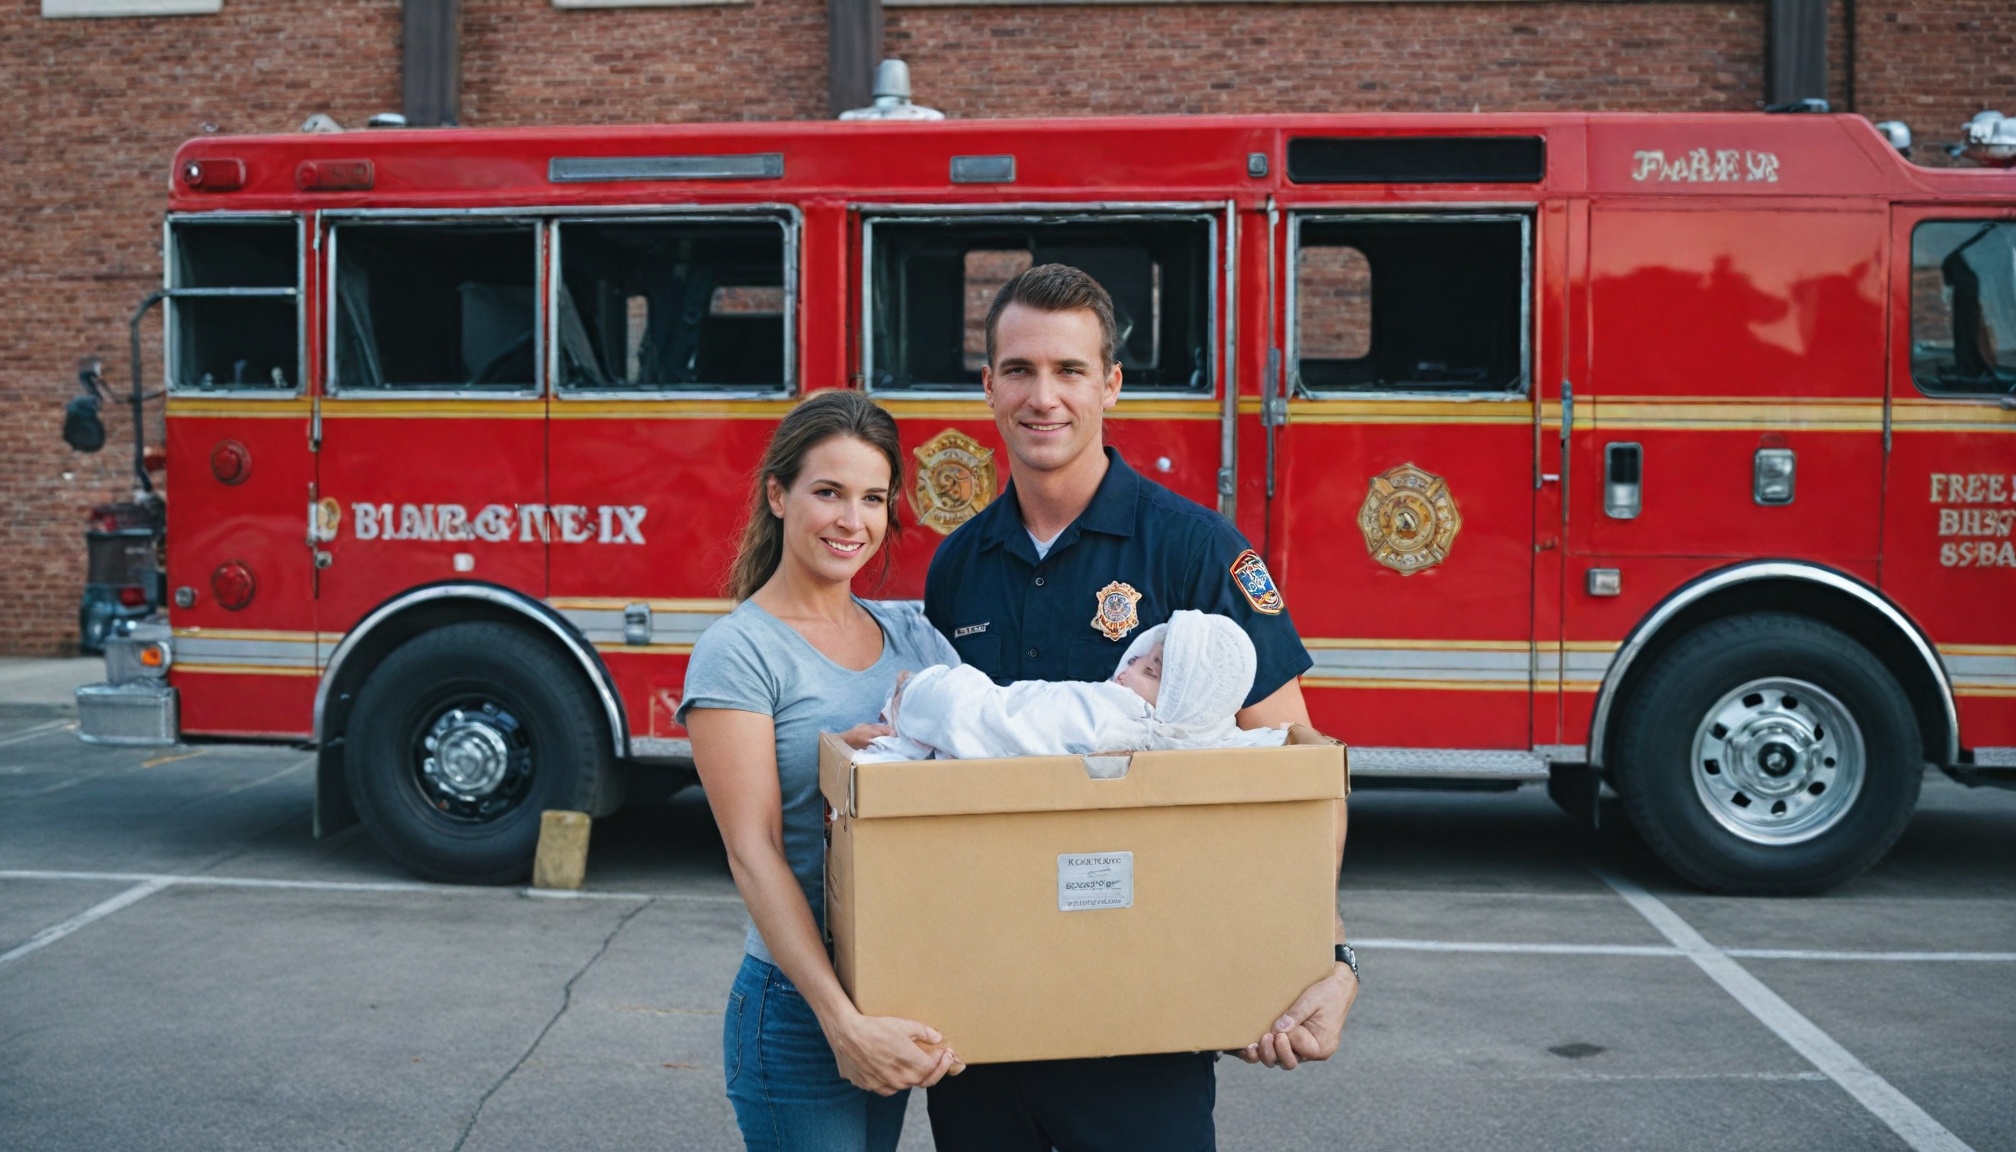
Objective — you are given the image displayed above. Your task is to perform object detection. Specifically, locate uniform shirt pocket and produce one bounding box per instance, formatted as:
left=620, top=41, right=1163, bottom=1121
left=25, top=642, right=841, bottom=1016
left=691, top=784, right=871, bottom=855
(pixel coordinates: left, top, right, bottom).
left=1068, top=635, right=1129, bottom=683
left=951, top=630, right=1001, bottom=677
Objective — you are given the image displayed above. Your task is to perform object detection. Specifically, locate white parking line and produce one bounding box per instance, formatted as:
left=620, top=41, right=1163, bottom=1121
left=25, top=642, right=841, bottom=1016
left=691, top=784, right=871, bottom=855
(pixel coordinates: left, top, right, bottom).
left=0, top=868, right=743, bottom=904
left=0, top=878, right=173, bottom=969
left=5, top=871, right=2011, bottom=966
left=1354, top=937, right=2016, bottom=963
left=1599, top=870, right=1976, bottom=1152
left=0, top=720, right=75, bottom=749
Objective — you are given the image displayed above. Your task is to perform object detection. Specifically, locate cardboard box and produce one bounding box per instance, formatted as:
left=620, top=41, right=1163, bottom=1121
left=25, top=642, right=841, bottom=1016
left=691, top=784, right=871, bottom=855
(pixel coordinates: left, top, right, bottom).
left=820, top=726, right=1348, bottom=1065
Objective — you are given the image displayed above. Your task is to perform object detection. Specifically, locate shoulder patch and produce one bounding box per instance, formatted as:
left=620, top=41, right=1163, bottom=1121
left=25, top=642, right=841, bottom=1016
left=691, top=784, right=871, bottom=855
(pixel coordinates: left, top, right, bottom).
left=1229, top=549, right=1285, bottom=615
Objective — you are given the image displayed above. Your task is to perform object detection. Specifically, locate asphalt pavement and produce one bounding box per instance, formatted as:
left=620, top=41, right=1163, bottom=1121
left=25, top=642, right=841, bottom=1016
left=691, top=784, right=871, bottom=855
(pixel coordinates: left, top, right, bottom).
left=2, top=670, right=2012, bottom=1151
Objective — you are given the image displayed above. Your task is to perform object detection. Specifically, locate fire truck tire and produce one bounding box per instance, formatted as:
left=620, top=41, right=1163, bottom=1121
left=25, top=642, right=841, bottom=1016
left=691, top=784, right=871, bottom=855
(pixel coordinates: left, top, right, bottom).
left=1611, top=612, right=1922, bottom=896
left=347, top=621, right=618, bottom=885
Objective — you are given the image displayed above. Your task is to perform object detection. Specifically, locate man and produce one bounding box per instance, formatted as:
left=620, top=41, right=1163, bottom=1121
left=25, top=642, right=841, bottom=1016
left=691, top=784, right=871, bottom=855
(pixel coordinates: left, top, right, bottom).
left=923, top=264, right=1359, bottom=1151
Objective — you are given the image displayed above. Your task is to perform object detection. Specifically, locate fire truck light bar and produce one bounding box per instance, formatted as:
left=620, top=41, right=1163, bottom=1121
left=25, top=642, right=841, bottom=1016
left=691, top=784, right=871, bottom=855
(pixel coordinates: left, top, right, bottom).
left=296, top=159, right=375, bottom=192
left=548, top=154, right=785, bottom=183
left=180, top=158, right=245, bottom=193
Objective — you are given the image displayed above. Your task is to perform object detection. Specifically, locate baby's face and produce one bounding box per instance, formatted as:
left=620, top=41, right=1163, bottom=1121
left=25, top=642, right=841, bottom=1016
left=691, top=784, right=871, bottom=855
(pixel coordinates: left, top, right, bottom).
left=1112, top=642, right=1164, bottom=707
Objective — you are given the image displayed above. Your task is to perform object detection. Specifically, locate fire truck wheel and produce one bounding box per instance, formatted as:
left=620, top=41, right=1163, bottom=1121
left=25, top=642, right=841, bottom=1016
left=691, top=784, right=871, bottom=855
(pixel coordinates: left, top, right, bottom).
left=1611, top=612, right=1923, bottom=896
left=347, top=621, right=617, bottom=885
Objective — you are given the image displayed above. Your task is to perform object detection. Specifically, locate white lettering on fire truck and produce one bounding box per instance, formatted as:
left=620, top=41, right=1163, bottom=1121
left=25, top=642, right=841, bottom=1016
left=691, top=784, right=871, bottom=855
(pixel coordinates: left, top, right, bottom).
left=1630, top=148, right=1780, bottom=184
left=1929, top=473, right=2016, bottom=568
left=350, top=502, right=647, bottom=545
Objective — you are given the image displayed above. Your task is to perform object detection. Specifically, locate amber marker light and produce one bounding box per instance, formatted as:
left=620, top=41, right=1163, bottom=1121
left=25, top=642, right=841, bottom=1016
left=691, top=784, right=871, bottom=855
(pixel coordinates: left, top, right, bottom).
left=137, top=644, right=167, bottom=669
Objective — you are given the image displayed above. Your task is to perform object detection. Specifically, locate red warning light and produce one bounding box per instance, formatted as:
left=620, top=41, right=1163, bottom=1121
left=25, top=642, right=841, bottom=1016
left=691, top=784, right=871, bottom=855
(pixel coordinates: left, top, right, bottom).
left=296, top=159, right=374, bottom=192
left=211, top=561, right=257, bottom=611
left=210, top=440, right=251, bottom=485
left=180, top=157, right=246, bottom=192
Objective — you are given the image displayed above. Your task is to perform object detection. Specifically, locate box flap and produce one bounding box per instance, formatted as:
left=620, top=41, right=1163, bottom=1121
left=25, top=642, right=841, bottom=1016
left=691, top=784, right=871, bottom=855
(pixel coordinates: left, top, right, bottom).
left=819, top=730, right=1347, bottom=819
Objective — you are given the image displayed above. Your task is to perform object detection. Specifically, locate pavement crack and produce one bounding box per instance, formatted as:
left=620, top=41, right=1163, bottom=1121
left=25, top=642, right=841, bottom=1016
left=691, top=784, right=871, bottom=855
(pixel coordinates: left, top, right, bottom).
left=449, top=896, right=653, bottom=1152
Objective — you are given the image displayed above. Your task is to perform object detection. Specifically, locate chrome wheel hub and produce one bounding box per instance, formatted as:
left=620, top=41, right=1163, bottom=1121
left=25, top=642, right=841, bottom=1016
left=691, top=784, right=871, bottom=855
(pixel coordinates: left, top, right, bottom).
left=1692, top=677, right=1864, bottom=845
left=412, top=699, right=534, bottom=821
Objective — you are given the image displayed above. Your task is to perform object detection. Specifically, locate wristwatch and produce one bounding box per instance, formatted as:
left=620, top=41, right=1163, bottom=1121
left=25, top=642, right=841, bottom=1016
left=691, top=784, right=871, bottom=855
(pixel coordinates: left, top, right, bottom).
left=1334, top=942, right=1361, bottom=982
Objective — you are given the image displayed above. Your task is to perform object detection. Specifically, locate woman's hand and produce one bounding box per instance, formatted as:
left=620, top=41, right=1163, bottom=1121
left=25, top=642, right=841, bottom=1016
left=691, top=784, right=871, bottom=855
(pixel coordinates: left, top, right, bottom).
left=885, top=669, right=915, bottom=728
left=836, top=722, right=893, bottom=750
left=825, top=1011, right=963, bottom=1095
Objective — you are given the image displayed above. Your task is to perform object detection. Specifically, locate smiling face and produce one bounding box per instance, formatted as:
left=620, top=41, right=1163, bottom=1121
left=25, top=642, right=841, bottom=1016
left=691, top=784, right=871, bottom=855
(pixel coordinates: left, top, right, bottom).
left=982, top=302, right=1122, bottom=476
left=765, top=434, right=892, bottom=588
left=1112, top=642, right=1164, bottom=708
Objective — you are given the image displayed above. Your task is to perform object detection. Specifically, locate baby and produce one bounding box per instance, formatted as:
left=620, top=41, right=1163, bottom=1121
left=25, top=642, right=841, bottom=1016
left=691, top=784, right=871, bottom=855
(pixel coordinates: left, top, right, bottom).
left=856, top=610, right=1290, bottom=763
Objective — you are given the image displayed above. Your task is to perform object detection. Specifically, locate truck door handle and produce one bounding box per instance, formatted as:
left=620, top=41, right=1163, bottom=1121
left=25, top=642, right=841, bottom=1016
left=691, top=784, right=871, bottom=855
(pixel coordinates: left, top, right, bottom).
left=1604, top=442, right=1642, bottom=520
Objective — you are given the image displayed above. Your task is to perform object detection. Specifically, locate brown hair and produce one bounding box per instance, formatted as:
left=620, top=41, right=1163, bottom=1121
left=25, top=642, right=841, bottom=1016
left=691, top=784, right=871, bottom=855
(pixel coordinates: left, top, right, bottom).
left=725, top=390, right=905, bottom=602
left=983, top=263, right=1119, bottom=371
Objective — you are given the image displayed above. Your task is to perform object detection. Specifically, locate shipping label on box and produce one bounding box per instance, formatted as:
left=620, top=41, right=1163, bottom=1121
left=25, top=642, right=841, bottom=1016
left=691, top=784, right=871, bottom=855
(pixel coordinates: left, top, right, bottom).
left=1057, top=852, right=1133, bottom=911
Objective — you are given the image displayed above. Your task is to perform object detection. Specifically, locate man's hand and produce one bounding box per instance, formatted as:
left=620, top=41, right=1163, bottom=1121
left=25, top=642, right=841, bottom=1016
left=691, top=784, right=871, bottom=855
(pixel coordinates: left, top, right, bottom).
left=1233, top=963, right=1358, bottom=1070
left=826, top=1011, right=963, bottom=1095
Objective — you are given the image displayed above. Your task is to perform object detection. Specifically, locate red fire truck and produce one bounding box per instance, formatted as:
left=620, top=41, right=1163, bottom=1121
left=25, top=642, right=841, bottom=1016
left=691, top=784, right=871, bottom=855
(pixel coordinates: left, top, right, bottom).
left=74, top=107, right=2014, bottom=894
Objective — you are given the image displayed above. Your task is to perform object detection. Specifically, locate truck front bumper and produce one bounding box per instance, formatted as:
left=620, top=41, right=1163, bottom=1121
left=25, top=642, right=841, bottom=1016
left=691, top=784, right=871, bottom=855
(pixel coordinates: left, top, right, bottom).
left=77, top=680, right=178, bottom=747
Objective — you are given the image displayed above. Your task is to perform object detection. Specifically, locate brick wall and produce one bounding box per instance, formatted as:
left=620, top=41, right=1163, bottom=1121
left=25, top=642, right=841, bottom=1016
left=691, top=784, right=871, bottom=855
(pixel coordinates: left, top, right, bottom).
left=2, top=0, right=2009, bottom=653
left=1855, top=0, right=2015, bottom=157
left=1, top=0, right=402, bottom=656
left=889, top=2, right=1767, bottom=115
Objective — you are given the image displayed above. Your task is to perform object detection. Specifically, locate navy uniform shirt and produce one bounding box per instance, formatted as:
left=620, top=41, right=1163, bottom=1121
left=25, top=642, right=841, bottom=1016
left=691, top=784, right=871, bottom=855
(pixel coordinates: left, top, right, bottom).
left=924, top=447, right=1311, bottom=706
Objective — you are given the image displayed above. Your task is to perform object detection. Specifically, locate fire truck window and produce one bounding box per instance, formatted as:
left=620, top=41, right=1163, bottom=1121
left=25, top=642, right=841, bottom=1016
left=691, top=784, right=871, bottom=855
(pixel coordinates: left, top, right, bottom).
left=1293, top=217, right=1526, bottom=394
left=1910, top=221, right=2016, bottom=397
left=556, top=220, right=787, bottom=393
left=869, top=217, right=1210, bottom=392
left=333, top=223, right=537, bottom=392
left=167, top=220, right=298, bottom=391
left=1296, top=246, right=1372, bottom=361
left=964, top=250, right=1035, bottom=371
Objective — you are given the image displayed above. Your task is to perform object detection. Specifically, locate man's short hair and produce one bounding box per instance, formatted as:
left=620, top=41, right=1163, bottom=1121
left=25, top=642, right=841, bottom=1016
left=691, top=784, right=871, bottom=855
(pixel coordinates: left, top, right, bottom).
left=984, top=263, right=1119, bottom=372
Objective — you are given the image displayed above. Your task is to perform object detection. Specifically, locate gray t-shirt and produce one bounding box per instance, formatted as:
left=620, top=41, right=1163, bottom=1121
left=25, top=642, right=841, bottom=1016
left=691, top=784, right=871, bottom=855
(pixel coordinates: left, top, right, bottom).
left=678, top=597, right=958, bottom=963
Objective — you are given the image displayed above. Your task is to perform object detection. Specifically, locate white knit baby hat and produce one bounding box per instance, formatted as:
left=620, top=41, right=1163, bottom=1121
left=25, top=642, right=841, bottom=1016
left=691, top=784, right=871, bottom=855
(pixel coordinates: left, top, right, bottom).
left=1150, top=610, right=1257, bottom=733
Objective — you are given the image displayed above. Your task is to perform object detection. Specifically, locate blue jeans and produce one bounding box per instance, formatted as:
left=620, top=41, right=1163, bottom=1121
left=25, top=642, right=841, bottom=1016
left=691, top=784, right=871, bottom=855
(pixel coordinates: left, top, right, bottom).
left=725, top=954, right=909, bottom=1152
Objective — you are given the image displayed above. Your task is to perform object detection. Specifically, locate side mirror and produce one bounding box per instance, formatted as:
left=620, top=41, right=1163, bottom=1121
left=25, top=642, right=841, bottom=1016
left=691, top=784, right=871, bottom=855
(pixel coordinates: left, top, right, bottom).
left=64, top=359, right=108, bottom=453
left=63, top=394, right=105, bottom=453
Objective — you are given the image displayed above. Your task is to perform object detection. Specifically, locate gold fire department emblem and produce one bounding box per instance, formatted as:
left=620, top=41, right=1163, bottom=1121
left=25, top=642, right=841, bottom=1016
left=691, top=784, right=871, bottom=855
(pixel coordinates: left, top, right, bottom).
left=1357, top=463, right=1462, bottom=576
left=1091, top=581, right=1143, bottom=641
left=910, top=429, right=997, bottom=535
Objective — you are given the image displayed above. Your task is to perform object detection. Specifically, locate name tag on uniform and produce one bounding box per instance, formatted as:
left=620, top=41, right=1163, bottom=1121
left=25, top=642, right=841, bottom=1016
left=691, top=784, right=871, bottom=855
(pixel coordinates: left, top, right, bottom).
left=955, top=622, right=990, bottom=639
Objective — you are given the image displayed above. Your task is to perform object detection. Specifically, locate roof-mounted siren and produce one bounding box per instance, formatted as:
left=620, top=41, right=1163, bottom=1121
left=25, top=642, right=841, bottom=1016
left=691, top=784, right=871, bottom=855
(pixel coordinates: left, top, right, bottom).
left=1874, top=120, right=1912, bottom=159
left=1960, top=111, right=2016, bottom=168
left=839, top=59, right=944, bottom=121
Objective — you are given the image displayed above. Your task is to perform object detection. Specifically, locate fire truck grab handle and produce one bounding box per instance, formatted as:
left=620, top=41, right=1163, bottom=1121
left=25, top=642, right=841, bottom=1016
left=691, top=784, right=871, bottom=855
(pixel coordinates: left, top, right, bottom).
left=1558, top=379, right=1573, bottom=442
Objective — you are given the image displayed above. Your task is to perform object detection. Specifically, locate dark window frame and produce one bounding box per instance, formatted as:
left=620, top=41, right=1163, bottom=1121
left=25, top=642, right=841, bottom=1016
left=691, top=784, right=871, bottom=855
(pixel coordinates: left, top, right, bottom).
left=549, top=210, right=798, bottom=400
left=1287, top=211, right=1533, bottom=401
left=325, top=215, right=545, bottom=398
left=859, top=208, right=1220, bottom=397
left=163, top=213, right=305, bottom=396
left=1908, top=219, right=2016, bottom=399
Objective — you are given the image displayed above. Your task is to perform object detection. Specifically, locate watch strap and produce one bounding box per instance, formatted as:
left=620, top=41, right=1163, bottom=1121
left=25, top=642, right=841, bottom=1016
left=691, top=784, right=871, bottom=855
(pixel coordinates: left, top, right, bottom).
left=1334, top=942, right=1360, bottom=980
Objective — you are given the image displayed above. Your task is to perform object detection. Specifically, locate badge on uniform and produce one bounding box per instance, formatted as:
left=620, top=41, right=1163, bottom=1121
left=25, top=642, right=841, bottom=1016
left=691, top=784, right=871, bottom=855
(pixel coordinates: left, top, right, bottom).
left=1229, top=549, right=1285, bottom=615
left=1091, top=581, right=1143, bottom=640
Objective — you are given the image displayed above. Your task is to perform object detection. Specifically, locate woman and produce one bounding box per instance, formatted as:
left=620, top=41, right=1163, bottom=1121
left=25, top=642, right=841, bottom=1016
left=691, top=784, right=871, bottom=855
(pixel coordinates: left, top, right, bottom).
left=679, top=390, right=961, bottom=1151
